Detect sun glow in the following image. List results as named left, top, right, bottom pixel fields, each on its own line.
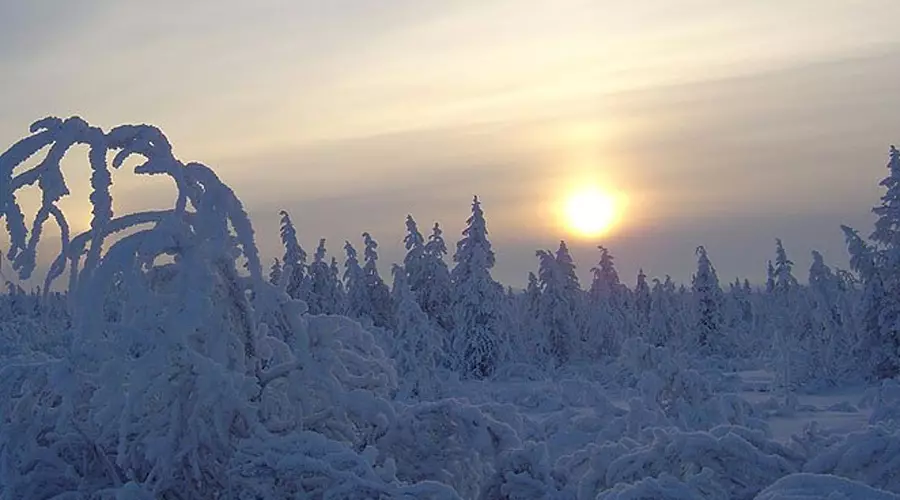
left=562, top=187, right=621, bottom=238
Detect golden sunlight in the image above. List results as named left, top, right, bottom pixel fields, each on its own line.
left=562, top=187, right=621, bottom=238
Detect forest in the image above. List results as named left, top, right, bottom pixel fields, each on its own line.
left=1, top=117, right=899, bottom=499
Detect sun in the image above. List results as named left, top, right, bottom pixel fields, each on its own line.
left=563, top=187, right=620, bottom=238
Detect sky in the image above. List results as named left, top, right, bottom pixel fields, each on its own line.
left=2, top=0, right=900, bottom=288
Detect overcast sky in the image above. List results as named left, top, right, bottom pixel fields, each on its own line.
left=3, top=0, right=900, bottom=287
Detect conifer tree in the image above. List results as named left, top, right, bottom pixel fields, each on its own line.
left=420, top=222, right=453, bottom=331
left=773, top=239, right=799, bottom=294
left=450, top=196, right=503, bottom=378
left=589, top=246, right=623, bottom=304
left=362, top=232, right=393, bottom=328
left=391, top=264, right=442, bottom=399
left=343, top=240, right=370, bottom=321
left=278, top=210, right=308, bottom=301
left=403, top=215, right=426, bottom=288
left=843, top=146, right=900, bottom=378
left=329, top=256, right=346, bottom=314
left=647, top=277, right=672, bottom=346
left=692, top=245, right=724, bottom=351
left=807, top=250, right=852, bottom=381
left=765, top=260, right=776, bottom=294
left=306, top=239, right=328, bottom=315
left=268, top=258, right=283, bottom=286
left=520, top=271, right=550, bottom=366
left=307, top=239, right=343, bottom=315
left=634, top=269, right=651, bottom=325
left=585, top=245, right=631, bottom=356
left=535, top=241, right=581, bottom=366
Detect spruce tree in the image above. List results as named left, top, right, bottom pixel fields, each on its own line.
left=391, top=264, right=442, bottom=399
left=589, top=246, right=623, bottom=304
left=343, top=240, right=370, bottom=321
left=362, top=232, right=393, bottom=328
left=692, top=245, right=724, bottom=352
left=843, top=146, right=900, bottom=378
left=634, top=268, right=651, bottom=326
left=450, top=196, right=503, bottom=378
left=521, top=271, right=550, bottom=366
left=278, top=210, right=308, bottom=301
left=420, top=222, right=453, bottom=331
left=585, top=245, right=630, bottom=356
left=329, top=257, right=346, bottom=314
left=403, top=215, right=426, bottom=289
left=535, top=241, right=581, bottom=366
left=773, top=239, right=799, bottom=294
left=268, top=258, right=283, bottom=286
left=306, top=239, right=343, bottom=315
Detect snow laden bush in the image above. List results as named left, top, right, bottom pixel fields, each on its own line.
left=755, top=473, right=900, bottom=500
left=802, top=424, right=900, bottom=494
left=0, top=117, right=435, bottom=498
left=376, top=398, right=538, bottom=499
left=862, top=377, right=900, bottom=426
left=577, top=425, right=802, bottom=500
left=618, top=337, right=765, bottom=432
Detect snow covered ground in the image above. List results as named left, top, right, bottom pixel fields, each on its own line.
left=736, top=370, right=873, bottom=442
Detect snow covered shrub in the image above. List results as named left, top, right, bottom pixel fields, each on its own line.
left=580, top=425, right=801, bottom=500
left=785, top=421, right=844, bottom=461
left=481, top=441, right=573, bottom=500
left=803, top=424, right=900, bottom=493
left=0, top=117, right=418, bottom=499
left=594, top=469, right=726, bottom=500
left=755, top=473, right=900, bottom=500
left=255, top=311, right=399, bottom=447
left=864, top=377, right=900, bottom=426
left=0, top=117, right=267, bottom=497
left=229, top=430, right=462, bottom=499
left=618, top=337, right=765, bottom=432
left=376, top=398, right=522, bottom=499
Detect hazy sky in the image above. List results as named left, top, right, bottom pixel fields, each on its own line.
left=3, top=0, right=900, bottom=287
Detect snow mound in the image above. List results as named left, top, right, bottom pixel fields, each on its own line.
left=755, top=473, right=900, bottom=500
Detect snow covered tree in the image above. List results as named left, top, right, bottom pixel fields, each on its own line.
left=450, top=196, right=503, bottom=378
left=361, top=232, right=393, bottom=328
left=634, top=268, right=651, bottom=327
left=0, top=117, right=270, bottom=497
left=269, top=258, right=283, bottom=285
left=589, top=245, right=624, bottom=304
left=647, top=278, right=672, bottom=346
left=306, top=239, right=343, bottom=315
left=806, top=250, right=855, bottom=383
left=585, top=246, right=631, bottom=357
left=343, top=240, right=369, bottom=320
left=402, top=215, right=426, bottom=290
left=329, top=256, right=346, bottom=313
left=535, top=241, right=582, bottom=366
left=279, top=210, right=308, bottom=302
left=419, top=222, right=453, bottom=331
left=772, top=238, right=799, bottom=294
left=692, top=245, right=724, bottom=352
left=517, top=271, right=550, bottom=367
left=390, top=264, right=442, bottom=399
left=841, top=145, right=900, bottom=378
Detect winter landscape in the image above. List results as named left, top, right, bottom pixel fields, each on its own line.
left=0, top=117, right=899, bottom=499
left=5, top=3, right=900, bottom=500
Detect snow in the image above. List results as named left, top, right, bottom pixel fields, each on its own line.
left=2, top=117, right=900, bottom=498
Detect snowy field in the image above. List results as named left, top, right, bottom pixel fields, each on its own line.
left=2, top=118, right=900, bottom=499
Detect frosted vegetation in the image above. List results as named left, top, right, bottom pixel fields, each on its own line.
left=1, top=117, right=900, bottom=498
